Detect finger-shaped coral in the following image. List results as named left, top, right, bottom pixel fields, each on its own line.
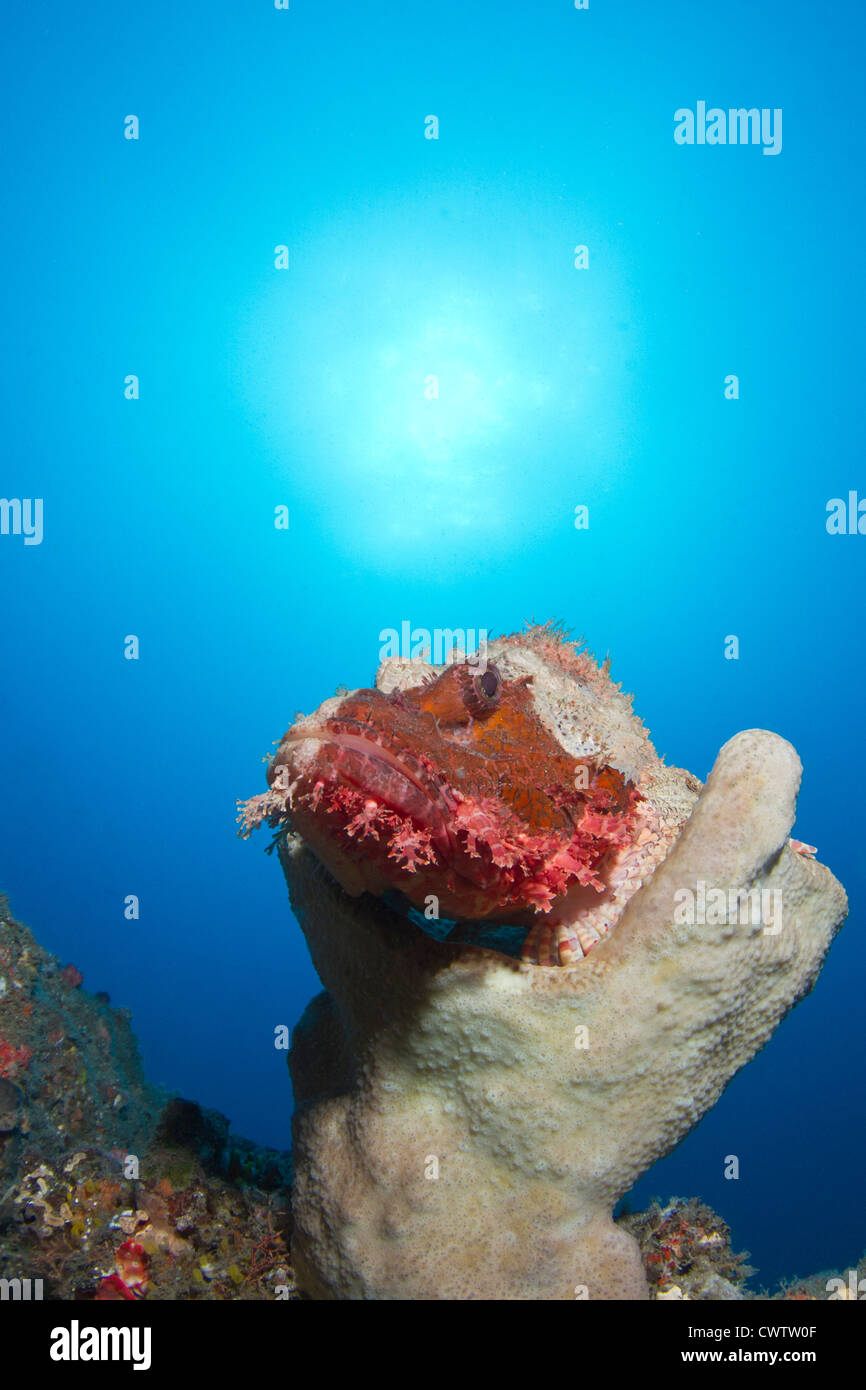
left=244, top=628, right=848, bottom=1300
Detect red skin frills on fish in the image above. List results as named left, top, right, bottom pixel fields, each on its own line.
left=238, top=656, right=643, bottom=960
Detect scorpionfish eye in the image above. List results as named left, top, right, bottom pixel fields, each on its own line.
left=416, top=660, right=505, bottom=725
left=477, top=667, right=501, bottom=701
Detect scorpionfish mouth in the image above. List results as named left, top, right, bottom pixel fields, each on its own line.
left=238, top=658, right=646, bottom=955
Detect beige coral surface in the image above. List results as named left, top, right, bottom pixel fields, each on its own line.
left=276, top=634, right=848, bottom=1299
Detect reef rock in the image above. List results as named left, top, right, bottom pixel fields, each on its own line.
left=0, top=895, right=296, bottom=1301
left=241, top=624, right=848, bottom=1300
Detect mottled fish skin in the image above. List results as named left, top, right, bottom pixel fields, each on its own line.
left=238, top=624, right=675, bottom=961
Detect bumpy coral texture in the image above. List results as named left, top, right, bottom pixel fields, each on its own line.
left=244, top=626, right=848, bottom=1300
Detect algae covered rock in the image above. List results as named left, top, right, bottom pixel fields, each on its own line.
left=0, top=894, right=296, bottom=1301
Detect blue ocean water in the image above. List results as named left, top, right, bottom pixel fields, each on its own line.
left=1, top=0, right=863, bottom=1291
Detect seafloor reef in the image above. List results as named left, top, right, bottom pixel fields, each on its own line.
left=622, top=1198, right=755, bottom=1300
left=0, top=885, right=853, bottom=1301
left=0, top=893, right=297, bottom=1300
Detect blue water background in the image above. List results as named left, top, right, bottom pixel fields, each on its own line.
left=2, top=0, right=864, bottom=1288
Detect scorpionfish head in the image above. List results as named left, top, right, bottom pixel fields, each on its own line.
left=240, top=658, right=642, bottom=924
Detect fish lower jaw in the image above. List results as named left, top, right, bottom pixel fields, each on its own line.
left=520, top=808, right=684, bottom=966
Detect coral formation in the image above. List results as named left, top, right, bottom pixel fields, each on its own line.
left=242, top=624, right=849, bottom=1300
left=0, top=898, right=162, bottom=1162
left=0, top=892, right=854, bottom=1302
left=622, top=1197, right=754, bottom=1299
left=0, top=894, right=297, bottom=1300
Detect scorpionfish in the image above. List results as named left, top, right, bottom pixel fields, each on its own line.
left=238, top=625, right=692, bottom=965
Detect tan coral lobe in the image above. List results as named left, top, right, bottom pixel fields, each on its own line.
left=241, top=625, right=848, bottom=1299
